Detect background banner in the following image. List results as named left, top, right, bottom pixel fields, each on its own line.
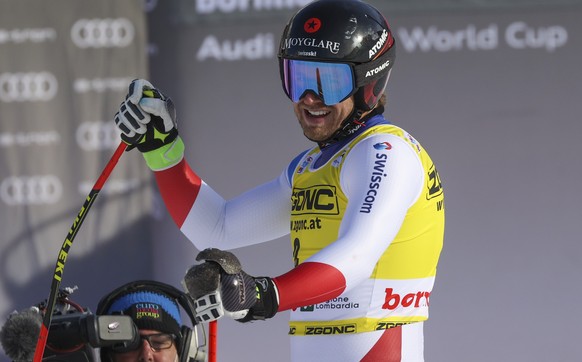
left=1, top=1, right=581, bottom=361
left=0, top=2, right=152, bottom=360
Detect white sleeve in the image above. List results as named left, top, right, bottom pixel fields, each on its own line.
left=180, top=170, right=291, bottom=251
left=307, top=134, right=424, bottom=291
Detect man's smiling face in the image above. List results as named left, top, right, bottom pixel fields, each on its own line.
left=293, top=92, right=355, bottom=143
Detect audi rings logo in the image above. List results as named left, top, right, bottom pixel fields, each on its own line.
left=76, top=122, right=121, bottom=151
left=0, top=175, right=63, bottom=206
left=71, top=18, right=134, bottom=48
left=0, top=72, right=58, bottom=103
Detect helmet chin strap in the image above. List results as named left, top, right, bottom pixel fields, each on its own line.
left=316, top=104, right=384, bottom=148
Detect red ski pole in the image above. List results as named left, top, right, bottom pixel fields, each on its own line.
left=208, top=320, right=218, bottom=362
left=32, top=141, right=127, bottom=362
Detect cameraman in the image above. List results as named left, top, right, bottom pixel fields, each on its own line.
left=1, top=281, right=193, bottom=362
left=97, top=281, right=192, bottom=362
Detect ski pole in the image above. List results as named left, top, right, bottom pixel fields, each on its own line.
left=32, top=141, right=127, bottom=362
left=209, top=320, right=217, bottom=362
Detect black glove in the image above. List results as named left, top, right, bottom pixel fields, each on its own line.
left=114, top=79, right=178, bottom=152
left=182, top=248, right=279, bottom=324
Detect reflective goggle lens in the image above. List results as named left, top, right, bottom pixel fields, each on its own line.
left=282, top=59, right=355, bottom=105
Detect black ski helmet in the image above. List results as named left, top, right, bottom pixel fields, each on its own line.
left=278, top=0, right=396, bottom=111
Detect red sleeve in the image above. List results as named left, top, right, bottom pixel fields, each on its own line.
left=272, top=262, right=346, bottom=311
left=153, top=159, right=201, bottom=228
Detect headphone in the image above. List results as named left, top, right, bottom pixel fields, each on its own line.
left=96, top=280, right=206, bottom=362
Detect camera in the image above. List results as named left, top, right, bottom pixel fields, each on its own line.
left=1, top=286, right=138, bottom=362
left=44, top=311, right=137, bottom=361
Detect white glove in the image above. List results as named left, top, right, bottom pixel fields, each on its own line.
left=193, top=290, right=249, bottom=324
left=114, top=79, right=178, bottom=152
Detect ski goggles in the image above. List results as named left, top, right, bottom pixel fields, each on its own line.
left=280, top=59, right=356, bottom=106
left=279, top=49, right=395, bottom=106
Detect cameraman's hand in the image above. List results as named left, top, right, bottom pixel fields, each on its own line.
left=114, top=79, right=184, bottom=170
left=182, top=248, right=279, bottom=324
